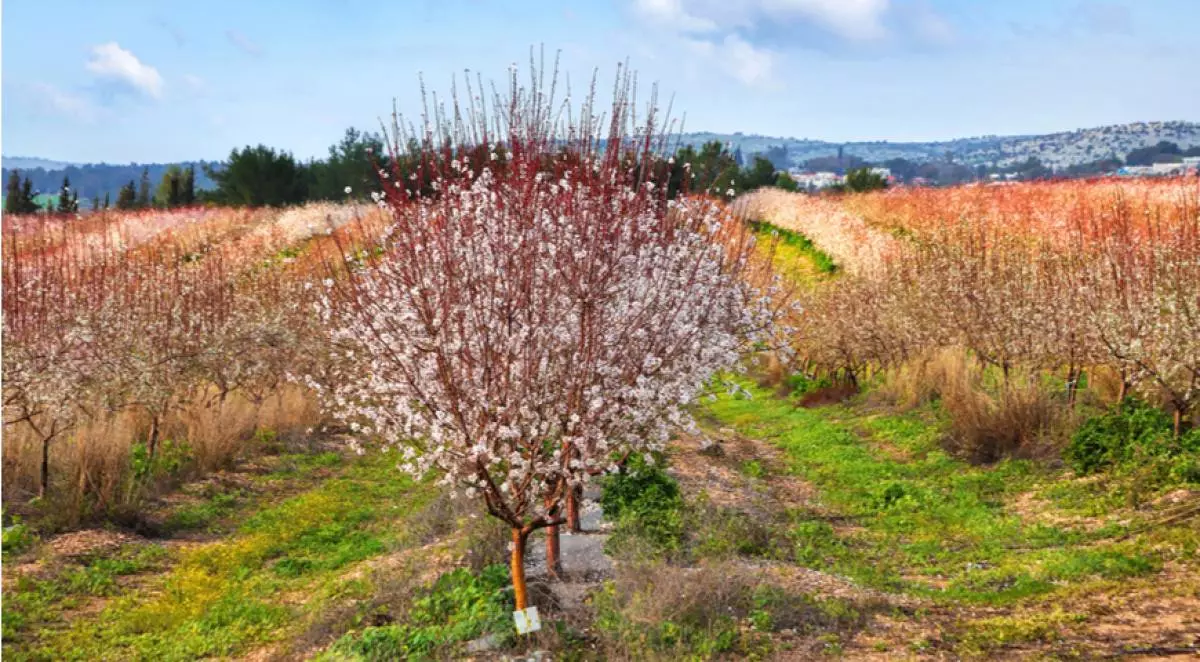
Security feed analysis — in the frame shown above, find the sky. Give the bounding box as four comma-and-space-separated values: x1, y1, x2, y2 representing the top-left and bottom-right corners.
2, 0, 1197, 164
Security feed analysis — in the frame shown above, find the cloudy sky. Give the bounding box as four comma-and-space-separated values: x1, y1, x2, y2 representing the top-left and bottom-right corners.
3, 0, 1197, 164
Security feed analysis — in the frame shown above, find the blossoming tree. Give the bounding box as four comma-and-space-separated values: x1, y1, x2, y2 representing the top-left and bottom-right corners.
312, 59, 778, 608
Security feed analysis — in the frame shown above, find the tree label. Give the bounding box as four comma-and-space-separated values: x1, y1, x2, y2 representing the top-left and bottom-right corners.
513, 606, 541, 634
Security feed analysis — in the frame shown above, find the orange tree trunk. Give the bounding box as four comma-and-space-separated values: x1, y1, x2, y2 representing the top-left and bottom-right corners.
511, 528, 530, 610
545, 524, 562, 579
566, 484, 582, 533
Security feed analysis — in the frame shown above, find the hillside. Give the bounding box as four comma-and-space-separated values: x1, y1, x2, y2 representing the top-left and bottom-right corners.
683, 120, 1200, 169
1, 161, 216, 208
1, 157, 77, 171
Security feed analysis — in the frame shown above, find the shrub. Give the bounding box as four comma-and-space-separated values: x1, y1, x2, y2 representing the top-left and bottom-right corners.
592, 562, 868, 659
2, 514, 35, 555
322, 565, 513, 660
600, 454, 685, 556
1065, 398, 1196, 475
942, 377, 1062, 464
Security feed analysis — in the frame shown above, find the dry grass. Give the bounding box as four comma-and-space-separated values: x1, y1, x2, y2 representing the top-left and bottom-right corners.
879, 349, 1070, 463
942, 377, 1064, 464
877, 347, 971, 410
1, 385, 322, 526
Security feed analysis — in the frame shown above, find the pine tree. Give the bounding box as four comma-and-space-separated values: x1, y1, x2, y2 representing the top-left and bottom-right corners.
20, 178, 38, 214
57, 177, 79, 213
137, 167, 151, 208
116, 180, 138, 210
4, 170, 22, 214
156, 166, 184, 208
103, 192, 111, 209
182, 165, 196, 205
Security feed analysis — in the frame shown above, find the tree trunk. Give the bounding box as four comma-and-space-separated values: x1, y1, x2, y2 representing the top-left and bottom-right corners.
148, 415, 161, 460
566, 484, 582, 533
40, 437, 50, 498
511, 528, 530, 610
1117, 371, 1129, 402
1065, 366, 1079, 407
1174, 407, 1183, 439
544, 524, 562, 579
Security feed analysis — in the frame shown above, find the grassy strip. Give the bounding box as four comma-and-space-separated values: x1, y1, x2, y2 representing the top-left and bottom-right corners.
748, 219, 838, 277
700, 382, 1163, 606
5, 451, 437, 661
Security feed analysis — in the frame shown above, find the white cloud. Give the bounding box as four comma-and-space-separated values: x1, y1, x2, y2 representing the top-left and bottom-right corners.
31, 83, 99, 123
632, 0, 895, 41
683, 32, 777, 88
632, 0, 718, 32
85, 42, 164, 99
226, 29, 264, 57
761, 0, 891, 41
716, 34, 775, 86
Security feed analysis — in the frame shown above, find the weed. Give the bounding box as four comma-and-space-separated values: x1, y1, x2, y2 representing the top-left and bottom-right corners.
3, 513, 36, 555
320, 565, 513, 660
601, 454, 685, 557
1067, 398, 1199, 477
740, 459, 766, 479
956, 609, 1086, 655
165, 491, 242, 532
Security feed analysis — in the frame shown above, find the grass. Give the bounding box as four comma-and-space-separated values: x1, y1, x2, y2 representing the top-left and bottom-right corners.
748, 220, 838, 284
3, 450, 439, 662
700, 380, 1165, 606
317, 564, 514, 661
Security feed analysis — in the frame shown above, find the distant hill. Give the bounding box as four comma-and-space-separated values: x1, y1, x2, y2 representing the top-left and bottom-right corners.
2, 162, 217, 208
2, 156, 77, 171
680, 120, 1200, 169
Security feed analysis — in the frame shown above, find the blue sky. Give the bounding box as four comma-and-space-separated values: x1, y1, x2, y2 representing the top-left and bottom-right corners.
2, 0, 1197, 164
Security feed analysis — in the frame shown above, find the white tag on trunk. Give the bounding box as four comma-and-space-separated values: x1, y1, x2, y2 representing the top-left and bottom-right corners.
513, 606, 541, 634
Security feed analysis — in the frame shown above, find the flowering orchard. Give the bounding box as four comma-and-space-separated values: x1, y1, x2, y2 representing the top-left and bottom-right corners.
1, 203, 389, 509
312, 62, 785, 607
743, 178, 1200, 436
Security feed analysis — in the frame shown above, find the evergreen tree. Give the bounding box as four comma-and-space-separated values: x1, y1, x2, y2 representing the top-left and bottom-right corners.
103, 192, 111, 209
91, 195, 100, 211
116, 180, 138, 210
155, 166, 184, 208
4, 170, 22, 214
206, 144, 309, 207
137, 167, 151, 208
309, 128, 390, 201
182, 165, 196, 205
57, 176, 79, 213
20, 178, 39, 213
739, 156, 779, 191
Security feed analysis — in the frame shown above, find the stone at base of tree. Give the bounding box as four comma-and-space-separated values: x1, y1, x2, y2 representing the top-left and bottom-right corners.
699, 437, 725, 457
465, 633, 504, 653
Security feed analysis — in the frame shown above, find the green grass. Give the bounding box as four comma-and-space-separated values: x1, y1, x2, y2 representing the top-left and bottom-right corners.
749, 220, 838, 284
318, 565, 514, 661
700, 381, 1164, 605
4, 451, 438, 662
164, 491, 242, 533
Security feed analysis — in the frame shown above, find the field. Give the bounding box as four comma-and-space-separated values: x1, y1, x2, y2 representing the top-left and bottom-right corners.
3, 176, 1200, 660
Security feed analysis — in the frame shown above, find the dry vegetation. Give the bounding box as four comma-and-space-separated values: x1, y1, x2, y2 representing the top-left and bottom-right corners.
3, 159, 1199, 660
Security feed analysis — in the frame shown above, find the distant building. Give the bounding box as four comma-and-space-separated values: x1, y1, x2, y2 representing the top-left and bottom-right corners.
787, 169, 843, 190
1151, 162, 1186, 176
1116, 164, 1189, 177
